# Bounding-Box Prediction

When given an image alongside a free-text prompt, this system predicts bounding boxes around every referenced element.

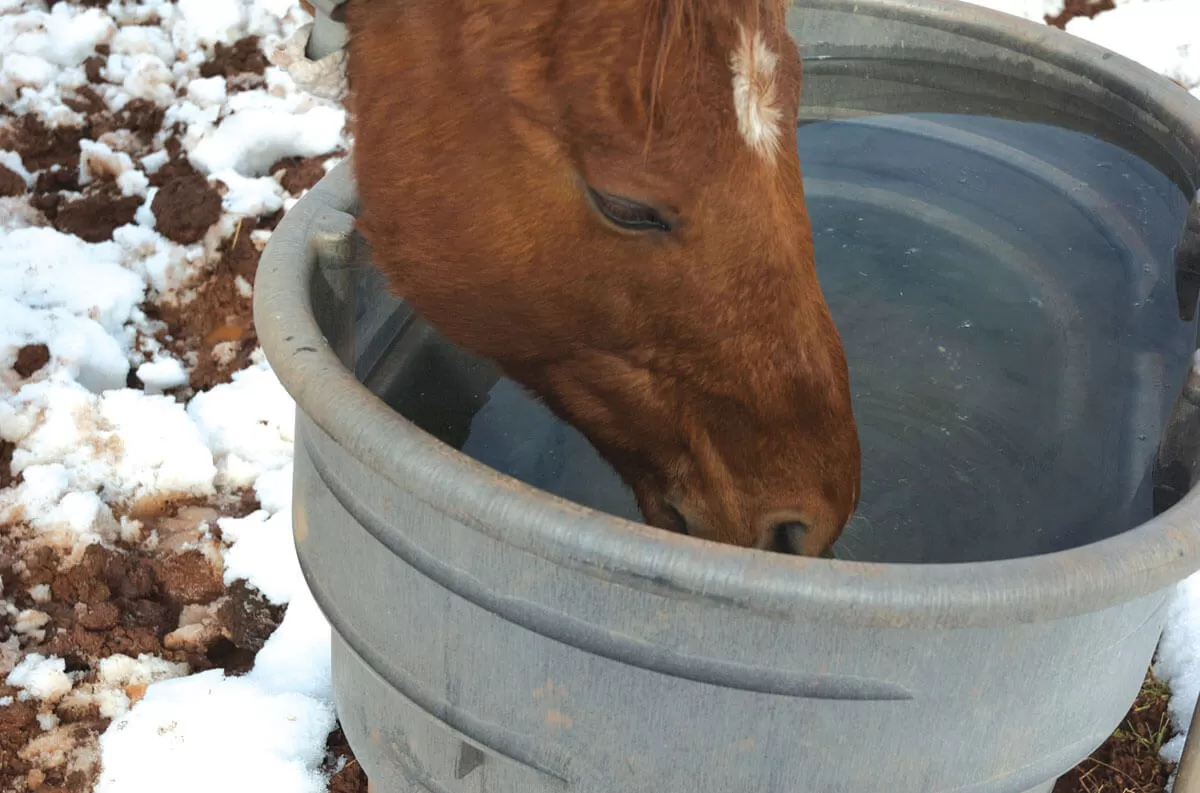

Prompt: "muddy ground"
[0,31,362,793]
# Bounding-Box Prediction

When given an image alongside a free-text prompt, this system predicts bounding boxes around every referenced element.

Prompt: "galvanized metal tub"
[255,1,1200,791]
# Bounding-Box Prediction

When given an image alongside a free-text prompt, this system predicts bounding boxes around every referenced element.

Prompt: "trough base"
[330,629,1069,793]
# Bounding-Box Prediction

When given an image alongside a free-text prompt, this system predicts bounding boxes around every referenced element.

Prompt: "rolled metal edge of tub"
[255,0,1200,630]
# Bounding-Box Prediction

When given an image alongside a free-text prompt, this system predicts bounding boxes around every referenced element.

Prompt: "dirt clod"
[14,344,51,378]
[35,167,80,197]
[1,116,84,172]
[114,98,165,142]
[147,206,279,391]
[0,164,26,197]
[153,550,225,606]
[151,165,222,244]
[83,55,105,84]
[325,728,370,793]
[1054,671,1175,793]
[51,184,141,243]
[0,440,14,490]
[199,36,267,79]
[218,580,285,655]
[51,545,116,605]
[1045,0,1116,28]
[62,86,105,118]
[75,601,120,631]
[0,693,38,772]
[270,155,329,196]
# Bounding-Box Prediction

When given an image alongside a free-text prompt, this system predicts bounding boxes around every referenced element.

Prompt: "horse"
[298,0,861,555]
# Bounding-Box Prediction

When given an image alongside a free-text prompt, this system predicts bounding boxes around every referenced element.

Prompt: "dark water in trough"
[362,113,1195,564]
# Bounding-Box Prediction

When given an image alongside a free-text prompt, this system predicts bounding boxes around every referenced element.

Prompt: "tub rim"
[257,0,1200,629]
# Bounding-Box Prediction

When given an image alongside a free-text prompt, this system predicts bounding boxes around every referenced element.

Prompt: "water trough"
[256,0,1200,790]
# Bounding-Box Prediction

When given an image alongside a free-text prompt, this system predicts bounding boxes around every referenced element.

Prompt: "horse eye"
[770,521,808,554]
[587,187,672,232]
[663,502,690,534]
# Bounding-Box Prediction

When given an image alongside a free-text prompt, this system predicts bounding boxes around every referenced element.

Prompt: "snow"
[1,0,342,788]
[6,654,73,703]
[191,105,345,176]
[1159,575,1200,764]
[1,379,218,510]
[187,359,296,489]
[971,0,1200,99]
[95,670,336,793]
[214,168,288,216]
[0,5,115,68]
[219,504,303,605]
[0,227,145,339]
[177,0,251,46]
[137,356,190,394]
[188,76,229,108]
[1065,1,1200,95]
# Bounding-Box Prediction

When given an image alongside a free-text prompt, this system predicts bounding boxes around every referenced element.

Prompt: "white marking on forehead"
[730,24,783,163]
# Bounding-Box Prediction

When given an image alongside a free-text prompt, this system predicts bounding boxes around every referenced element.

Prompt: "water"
[357,113,1195,564]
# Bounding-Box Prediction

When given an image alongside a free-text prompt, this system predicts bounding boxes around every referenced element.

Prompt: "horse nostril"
[770,521,808,554]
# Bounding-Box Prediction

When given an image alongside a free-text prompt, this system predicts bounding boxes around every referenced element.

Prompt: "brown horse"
[316,0,860,555]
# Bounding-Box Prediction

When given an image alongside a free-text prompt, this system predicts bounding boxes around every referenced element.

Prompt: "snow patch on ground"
[1159,576,1200,764]
[95,669,336,793]
[187,359,296,490]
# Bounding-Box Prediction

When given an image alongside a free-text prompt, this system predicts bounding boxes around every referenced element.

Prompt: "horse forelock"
[636,0,790,155]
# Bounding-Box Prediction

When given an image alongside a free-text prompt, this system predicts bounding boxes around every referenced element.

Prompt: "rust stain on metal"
[293,504,310,543]
[534,680,569,699]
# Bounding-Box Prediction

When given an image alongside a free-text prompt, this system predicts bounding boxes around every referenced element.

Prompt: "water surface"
[364,113,1195,564]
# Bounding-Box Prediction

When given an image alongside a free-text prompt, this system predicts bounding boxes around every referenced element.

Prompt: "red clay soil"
[325,728,370,793]
[0,163,25,197]
[198,35,269,92]
[51,184,143,243]
[1054,672,1175,793]
[150,155,223,245]
[0,502,276,793]
[199,36,269,80]
[0,115,87,173]
[0,26,364,793]
[270,152,343,196]
[143,204,281,393]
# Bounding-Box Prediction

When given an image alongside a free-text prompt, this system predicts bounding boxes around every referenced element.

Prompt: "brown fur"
[344,0,860,554]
